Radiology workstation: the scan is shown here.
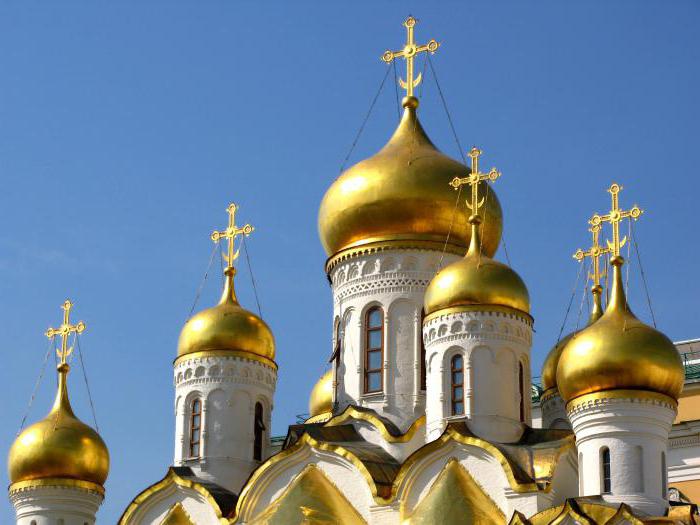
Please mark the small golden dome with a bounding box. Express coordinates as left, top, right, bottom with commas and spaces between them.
8, 364, 109, 487
308, 370, 333, 418
424, 217, 529, 316
318, 97, 502, 259
541, 288, 604, 394
557, 258, 684, 403
177, 268, 275, 365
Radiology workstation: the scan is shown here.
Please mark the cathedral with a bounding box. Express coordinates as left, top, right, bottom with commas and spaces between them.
7, 16, 700, 525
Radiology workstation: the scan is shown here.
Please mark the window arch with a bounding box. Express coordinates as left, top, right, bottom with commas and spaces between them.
519, 361, 526, 422
451, 354, 465, 416
601, 447, 611, 493
189, 398, 202, 458
364, 307, 384, 393
254, 402, 265, 461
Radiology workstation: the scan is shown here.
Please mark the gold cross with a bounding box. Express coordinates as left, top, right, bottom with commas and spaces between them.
573, 224, 610, 288
45, 300, 85, 366
589, 183, 643, 258
381, 16, 440, 98
210, 203, 254, 270
449, 147, 501, 217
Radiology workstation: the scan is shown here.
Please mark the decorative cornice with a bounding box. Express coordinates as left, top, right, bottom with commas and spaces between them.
424, 305, 533, 325
174, 350, 277, 371
9, 477, 104, 496
566, 389, 678, 415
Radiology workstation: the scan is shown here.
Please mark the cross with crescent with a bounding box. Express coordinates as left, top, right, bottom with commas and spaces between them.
45, 299, 85, 366
210, 203, 254, 270
589, 183, 643, 259
573, 224, 610, 289
449, 147, 501, 218
381, 16, 440, 98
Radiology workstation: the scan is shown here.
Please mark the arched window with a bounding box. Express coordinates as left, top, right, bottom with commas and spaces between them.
519, 361, 525, 422
662, 451, 667, 498
254, 402, 265, 461
189, 398, 202, 458
420, 309, 426, 391
451, 355, 465, 416
364, 307, 384, 393
601, 447, 611, 493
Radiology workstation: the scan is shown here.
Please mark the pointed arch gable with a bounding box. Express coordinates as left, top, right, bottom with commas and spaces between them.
160, 503, 195, 525
402, 458, 505, 524
248, 464, 366, 525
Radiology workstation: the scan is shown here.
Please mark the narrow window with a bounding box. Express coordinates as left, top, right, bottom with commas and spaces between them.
662, 451, 667, 498
451, 355, 465, 416
364, 307, 384, 393
601, 447, 611, 493
519, 362, 525, 422
420, 309, 427, 391
254, 402, 265, 461
189, 398, 202, 458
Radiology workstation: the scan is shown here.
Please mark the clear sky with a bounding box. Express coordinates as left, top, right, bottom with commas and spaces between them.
1, 1, 699, 522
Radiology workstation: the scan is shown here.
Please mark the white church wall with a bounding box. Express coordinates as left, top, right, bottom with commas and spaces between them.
9, 486, 103, 525
173, 353, 277, 494
329, 249, 460, 432
351, 418, 426, 462
119, 483, 222, 525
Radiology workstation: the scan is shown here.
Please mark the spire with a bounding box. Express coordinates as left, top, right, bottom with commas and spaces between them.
45, 299, 86, 410
588, 183, 644, 314
210, 203, 254, 305
449, 147, 502, 258
381, 16, 440, 105
573, 224, 609, 324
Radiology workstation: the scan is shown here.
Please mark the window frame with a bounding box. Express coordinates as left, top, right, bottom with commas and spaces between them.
519, 361, 526, 422
253, 401, 265, 461
420, 309, 427, 391
601, 447, 612, 494
364, 307, 384, 394
451, 354, 465, 416
188, 398, 202, 459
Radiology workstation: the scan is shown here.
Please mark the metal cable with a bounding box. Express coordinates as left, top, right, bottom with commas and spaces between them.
392, 60, 401, 122
625, 218, 632, 302
339, 66, 392, 174
242, 236, 263, 318
75, 333, 99, 431
427, 54, 466, 163
631, 220, 658, 328
17, 338, 54, 436
437, 185, 463, 272
575, 260, 592, 331
557, 259, 585, 343
187, 242, 219, 321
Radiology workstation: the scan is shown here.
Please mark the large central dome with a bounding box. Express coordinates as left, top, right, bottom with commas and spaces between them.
318, 97, 503, 259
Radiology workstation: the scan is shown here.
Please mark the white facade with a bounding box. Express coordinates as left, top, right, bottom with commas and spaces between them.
9, 485, 103, 525
329, 248, 460, 432
567, 393, 676, 516
173, 353, 277, 494
541, 391, 570, 430
422, 309, 533, 442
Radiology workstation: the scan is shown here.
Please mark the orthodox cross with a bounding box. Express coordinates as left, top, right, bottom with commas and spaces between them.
589, 183, 643, 258
449, 147, 501, 217
573, 224, 610, 288
45, 300, 85, 366
210, 203, 254, 270
381, 16, 440, 98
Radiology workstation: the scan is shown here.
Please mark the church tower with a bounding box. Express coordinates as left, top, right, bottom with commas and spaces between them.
8, 301, 109, 525
422, 152, 533, 442
540, 224, 607, 430
556, 184, 684, 516
173, 203, 277, 494
317, 17, 503, 432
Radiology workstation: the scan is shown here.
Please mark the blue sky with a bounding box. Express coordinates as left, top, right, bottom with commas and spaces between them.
1, 2, 699, 522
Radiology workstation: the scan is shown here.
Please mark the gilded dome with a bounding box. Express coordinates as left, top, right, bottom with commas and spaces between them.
557, 258, 684, 403
8, 364, 109, 487
308, 369, 334, 419
318, 97, 502, 260
424, 218, 529, 316
177, 268, 275, 365
541, 289, 604, 394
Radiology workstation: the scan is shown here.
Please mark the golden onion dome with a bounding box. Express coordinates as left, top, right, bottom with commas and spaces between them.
306, 370, 334, 424
8, 364, 109, 488
424, 216, 529, 316
541, 287, 604, 394
177, 267, 275, 366
557, 257, 684, 403
318, 96, 502, 261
